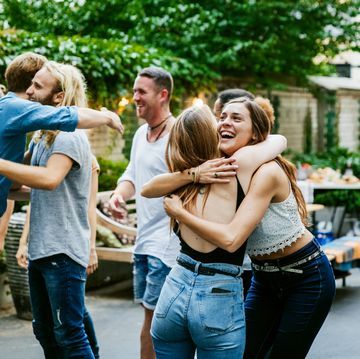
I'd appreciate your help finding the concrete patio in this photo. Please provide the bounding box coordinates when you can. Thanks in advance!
[1,269,360,358]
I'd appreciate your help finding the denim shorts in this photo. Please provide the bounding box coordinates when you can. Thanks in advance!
[133,254,171,310]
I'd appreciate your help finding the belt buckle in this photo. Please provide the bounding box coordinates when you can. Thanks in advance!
[199,265,215,276]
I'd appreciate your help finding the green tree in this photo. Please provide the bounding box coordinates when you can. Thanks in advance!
[1,0,358,98]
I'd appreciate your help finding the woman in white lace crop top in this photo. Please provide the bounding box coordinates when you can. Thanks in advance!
[163,97,335,359]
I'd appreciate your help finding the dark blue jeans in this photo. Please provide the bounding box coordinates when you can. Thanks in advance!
[28,254,95,359]
[245,239,336,359]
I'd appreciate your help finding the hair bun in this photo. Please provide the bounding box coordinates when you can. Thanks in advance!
[254,97,275,127]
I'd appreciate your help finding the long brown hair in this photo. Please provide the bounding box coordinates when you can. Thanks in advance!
[166,105,220,224]
[226,97,308,225]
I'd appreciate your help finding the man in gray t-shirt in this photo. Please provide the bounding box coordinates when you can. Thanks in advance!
[0,62,97,358]
[28,130,92,266]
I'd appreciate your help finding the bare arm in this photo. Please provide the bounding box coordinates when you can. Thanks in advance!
[16,205,30,269]
[234,134,286,193]
[108,180,136,220]
[77,108,124,134]
[0,200,15,251]
[164,165,277,252]
[87,162,99,275]
[141,157,238,198]
[0,154,73,190]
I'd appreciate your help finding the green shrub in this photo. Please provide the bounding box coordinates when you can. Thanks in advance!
[98,157,129,192]
[287,147,360,177]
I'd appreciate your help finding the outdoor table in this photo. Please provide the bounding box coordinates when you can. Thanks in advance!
[322,235,360,286]
[298,180,360,237]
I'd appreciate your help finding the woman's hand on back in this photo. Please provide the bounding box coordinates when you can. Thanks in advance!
[164,195,184,219]
[198,157,238,184]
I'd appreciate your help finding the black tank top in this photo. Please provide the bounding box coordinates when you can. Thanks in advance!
[174,177,246,266]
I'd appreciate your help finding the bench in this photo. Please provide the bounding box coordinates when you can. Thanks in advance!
[323,236,360,286]
[96,191,136,263]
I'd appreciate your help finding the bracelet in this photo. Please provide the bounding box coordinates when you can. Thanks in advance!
[187,167,200,184]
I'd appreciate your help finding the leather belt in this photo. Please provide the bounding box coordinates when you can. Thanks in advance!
[251,250,322,274]
[177,258,240,277]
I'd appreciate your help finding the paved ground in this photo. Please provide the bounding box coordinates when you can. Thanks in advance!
[1,269,360,358]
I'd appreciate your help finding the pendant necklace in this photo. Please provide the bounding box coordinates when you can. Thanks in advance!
[147,113,172,142]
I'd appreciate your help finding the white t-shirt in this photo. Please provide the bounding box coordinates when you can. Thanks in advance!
[118,124,180,267]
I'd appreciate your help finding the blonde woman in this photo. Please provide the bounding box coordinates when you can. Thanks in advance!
[1,62,98,358]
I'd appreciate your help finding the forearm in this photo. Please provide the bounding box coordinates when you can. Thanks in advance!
[89,210,97,250]
[113,180,136,201]
[0,159,56,190]
[142,157,239,198]
[19,206,30,247]
[77,108,110,129]
[141,171,191,198]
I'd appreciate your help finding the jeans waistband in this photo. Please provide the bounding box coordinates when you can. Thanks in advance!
[177,253,242,278]
[251,239,323,274]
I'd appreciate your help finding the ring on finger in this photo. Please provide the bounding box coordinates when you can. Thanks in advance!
[214,172,218,178]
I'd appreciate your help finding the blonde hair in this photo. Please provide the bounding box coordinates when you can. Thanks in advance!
[224,97,308,225]
[34,61,88,146]
[166,105,220,225]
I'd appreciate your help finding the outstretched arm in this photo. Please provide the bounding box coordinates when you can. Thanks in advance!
[0,154,73,190]
[164,165,277,252]
[141,135,286,199]
[141,157,238,198]
[77,108,124,134]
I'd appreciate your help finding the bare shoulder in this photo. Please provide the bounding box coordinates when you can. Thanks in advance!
[252,161,283,187]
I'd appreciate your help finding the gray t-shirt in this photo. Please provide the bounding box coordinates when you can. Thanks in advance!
[28,130,92,267]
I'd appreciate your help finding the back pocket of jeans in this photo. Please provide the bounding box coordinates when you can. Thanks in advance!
[197,290,238,333]
[155,277,184,318]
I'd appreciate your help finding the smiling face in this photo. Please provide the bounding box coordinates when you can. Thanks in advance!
[133,76,163,121]
[26,67,62,106]
[217,102,255,156]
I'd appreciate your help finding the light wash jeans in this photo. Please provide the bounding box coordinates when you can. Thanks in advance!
[151,253,245,359]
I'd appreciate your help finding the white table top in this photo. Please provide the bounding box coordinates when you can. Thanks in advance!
[298,180,360,191]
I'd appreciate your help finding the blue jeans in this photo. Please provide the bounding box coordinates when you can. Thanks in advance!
[83,309,100,358]
[28,254,95,359]
[245,238,336,359]
[133,254,171,310]
[151,253,245,359]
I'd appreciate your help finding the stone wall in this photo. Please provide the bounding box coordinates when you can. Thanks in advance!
[86,127,125,161]
[271,89,318,152]
[337,91,359,151]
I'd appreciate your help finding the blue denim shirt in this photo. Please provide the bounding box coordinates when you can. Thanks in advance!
[0,92,78,216]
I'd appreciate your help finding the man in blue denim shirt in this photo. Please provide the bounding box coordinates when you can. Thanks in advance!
[0,52,123,218]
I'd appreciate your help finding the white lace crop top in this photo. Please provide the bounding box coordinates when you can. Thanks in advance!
[246,188,306,256]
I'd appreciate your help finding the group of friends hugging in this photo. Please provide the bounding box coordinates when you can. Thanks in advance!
[0,52,335,359]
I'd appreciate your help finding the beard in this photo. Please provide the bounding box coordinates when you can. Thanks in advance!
[29,92,55,106]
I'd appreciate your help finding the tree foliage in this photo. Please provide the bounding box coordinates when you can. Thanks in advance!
[0,0,358,101]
